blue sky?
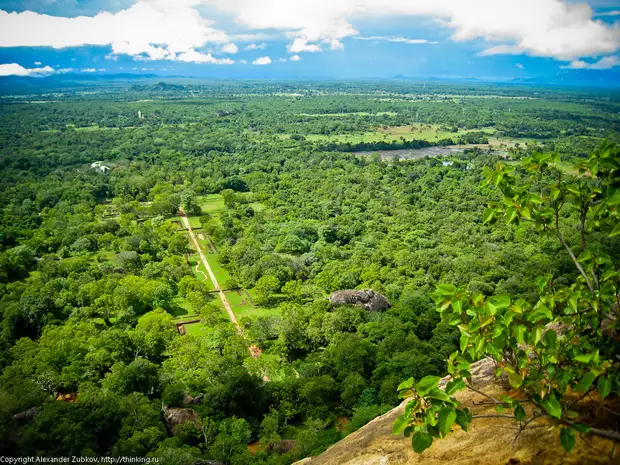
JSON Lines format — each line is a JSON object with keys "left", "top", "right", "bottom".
{"left": 0, "top": 0, "right": 619, "bottom": 80}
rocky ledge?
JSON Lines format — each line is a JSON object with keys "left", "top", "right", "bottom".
{"left": 294, "top": 358, "right": 612, "bottom": 465}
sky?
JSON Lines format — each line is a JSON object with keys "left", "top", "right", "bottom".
{"left": 0, "top": 0, "right": 619, "bottom": 80}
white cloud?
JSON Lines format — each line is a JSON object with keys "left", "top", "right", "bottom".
{"left": 245, "top": 42, "right": 266, "bottom": 50}
{"left": 105, "top": 54, "right": 119, "bottom": 61}
{"left": 33, "top": 61, "right": 41, "bottom": 65}
{"left": 354, "top": 36, "right": 437, "bottom": 44}
{"left": 203, "top": 0, "right": 619, "bottom": 61}
{"left": 563, "top": 55, "right": 620, "bottom": 69}
{"left": 0, "top": 63, "right": 54, "bottom": 76}
{"left": 330, "top": 39, "right": 344, "bottom": 50}
{"left": 231, "top": 33, "right": 276, "bottom": 42}
{"left": 288, "top": 38, "right": 322, "bottom": 53}
{"left": 290, "top": 54, "right": 301, "bottom": 61}
{"left": 81, "top": 68, "right": 97, "bottom": 72}
{"left": 252, "top": 56, "right": 272, "bottom": 65}
{"left": 2, "top": 0, "right": 619, "bottom": 64}
{"left": 221, "top": 42, "right": 238, "bottom": 54}
{"left": 177, "top": 49, "right": 234, "bottom": 64}
{"left": 278, "top": 57, "right": 287, "bottom": 62}
{"left": 515, "top": 62, "right": 523, "bottom": 69}
{"left": 594, "top": 10, "right": 620, "bottom": 17}
{"left": 0, "top": 1, "right": 229, "bottom": 61}
{"left": 240, "top": 59, "right": 247, "bottom": 64}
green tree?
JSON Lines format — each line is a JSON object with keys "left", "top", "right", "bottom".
{"left": 395, "top": 144, "right": 620, "bottom": 454}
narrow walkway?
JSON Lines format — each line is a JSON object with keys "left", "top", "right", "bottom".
{"left": 178, "top": 208, "right": 241, "bottom": 334}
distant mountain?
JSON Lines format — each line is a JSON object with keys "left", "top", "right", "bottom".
{"left": 391, "top": 70, "right": 620, "bottom": 88}
{"left": 0, "top": 73, "right": 190, "bottom": 93}
{"left": 511, "top": 69, "right": 620, "bottom": 88}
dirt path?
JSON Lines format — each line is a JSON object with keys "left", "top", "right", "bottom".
{"left": 194, "top": 262, "right": 208, "bottom": 282}
{"left": 178, "top": 208, "right": 241, "bottom": 334}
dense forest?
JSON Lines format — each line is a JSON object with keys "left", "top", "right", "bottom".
{"left": 0, "top": 80, "right": 618, "bottom": 464}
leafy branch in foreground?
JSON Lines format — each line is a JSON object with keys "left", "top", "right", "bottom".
{"left": 395, "top": 142, "right": 619, "bottom": 454}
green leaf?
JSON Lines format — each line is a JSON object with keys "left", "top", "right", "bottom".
{"left": 416, "top": 376, "right": 441, "bottom": 397}
{"left": 533, "top": 327, "right": 543, "bottom": 346}
{"left": 598, "top": 376, "right": 612, "bottom": 400}
{"left": 459, "top": 334, "right": 469, "bottom": 353}
{"left": 411, "top": 431, "right": 433, "bottom": 453}
{"left": 574, "top": 353, "right": 591, "bottom": 364}
{"left": 611, "top": 222, "right": 620, "bottom": 237}
{"left": 514, "top": 403, "right": 526, "bottom": 422}
{"left": 571, "top": 422, "right": 591, "bottom": 434}
{"left": 492, "top": 295, "right": 511, "bottom": 309}
{"left": 393, "top": 415, "right": 409, "bottom": 435}
{"left": 482, "top": 208, "right": 495, "bottom": 225}
{"left": 513, "top": 325, "right": 526, "bottom": 344}
{"left": 436, "top": 284, "right": 457, "bottom": 296}
{"left": 427, "top": 388, "right": 453, "bottom": 403}
{"left": 397, "top": 377, "right": 414, "bottom": 392}
{"left": 437, "top": 407, "right": 457, "bottom": 437}
{"left": 575, "top": 372, "right": 596, "bottom": 393}
{"left": 455, "top": 409, "right": 470, "bottom": 432}
{"left": 543, "top": 329, "right": 557, "bottom": 349}
{"left": 508, "top": 373, "right": 523, "bottom": 389}
{"left": 542, "top": 393, "right": 562, "bottom": 418}
{"left": 445, "top": 378, "right": 465, "bottom": 396}
{"left": 560, "top": 427, "right": 576, "bottom": 453}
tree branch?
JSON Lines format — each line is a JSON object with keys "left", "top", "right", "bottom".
{"left": 554, "top": 211, "right": 594, "bottom": 293}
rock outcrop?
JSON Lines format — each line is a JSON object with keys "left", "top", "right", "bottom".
{"left": 294, "top": 358, "right": 613, "bottom": 465}
{"left": 163, "top": 407, "right": 201, "bottom": 435}
{"left": 328, "top": 289, "right": 391, "bottom": 312}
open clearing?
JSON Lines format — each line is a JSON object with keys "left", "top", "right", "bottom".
{"left": 296, "top": 123, "right": 495, "bottom": 144}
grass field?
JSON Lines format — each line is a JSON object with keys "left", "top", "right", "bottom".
{"left": 296, "top": 123, "right": 495, "bottom": 144}
{"left": 296, "top": 111, "right": 397, "bottom": 117}
{"left": 198, "top": 194, "right": 226, "bottom": 217}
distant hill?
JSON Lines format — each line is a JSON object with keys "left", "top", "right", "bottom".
{"left": 511, "top": 69, "right": 620, "bottom": 88}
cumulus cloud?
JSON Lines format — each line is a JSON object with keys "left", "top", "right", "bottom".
{"left": 290, "top": 54, "right": 301, "bottom": 61}
{"left": 221, "top": 43, "right": 238, "bottom": 54}
{"left": 252, "top": 56, "right": 272, "bottom": 65}
{"left": 1, "top": 0, "right": 619, "bottom": 64}
{"left": 563, "top": 55, "right": 620, "bottom": 69}
{"left": 0, "top": 1, "right": 229, "bottom": 61}
{"left": 330, "top": 39, "right": 344, "bottom": 50}
{"left": 0, "top": 63, "right": 54, "bottom": 76}
{"left": 33, "top": 61, "right": 41, "bottom": 65}
{"left": 81, "top": 68, "right": 97, "bottom": 72}
{"left": 177, "top": 49, "right": 234, "bottom": 64}
{"left": 203, "top": 0, "right": 619, "bottom": 61}
{"left": 245, "top": 42, "right": 266, "bottom": 50}
{"left": 288, "top": 38, "right": 322, "bottom": 53}
{"left": 354, "top": 36, "right": 437, "bottom": 44}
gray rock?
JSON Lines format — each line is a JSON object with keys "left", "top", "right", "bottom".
{"left": 328, "top": 289, "right": 391, "bottom": 312}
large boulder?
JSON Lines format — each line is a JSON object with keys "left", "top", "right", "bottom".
{"left": 293, "top": 358, "right": 610, "bottom": 465}
{"left": 163, "top": 407, "right": 201, "bottom": 435}
{"left": 328, "top": 289, "right": 391, "bottom": 312}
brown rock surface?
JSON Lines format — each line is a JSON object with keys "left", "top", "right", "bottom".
{"left": 162, "top": 406, "right": 201, "bottom": 435}
{"left": 328, "top": 289, "right": 391, "bottom": 312}
{"left": 295, "top": 358, "right": 614, "bottom": 465}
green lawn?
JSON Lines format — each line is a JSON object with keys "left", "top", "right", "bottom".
{"left": 206, "top": 252, "right": 231, "bottom": 286}
{"left": 226, "top": 289, "right": 281, "bottom": 319}
{"left": 299, "top": 123, "right": 495, "bottom": 144}
{"left": 199, "top": 194, "right": 226, "bottom": 217}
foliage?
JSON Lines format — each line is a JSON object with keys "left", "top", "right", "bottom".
{"left": 395, "top": 143, "right": 619, "bottom": 454}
